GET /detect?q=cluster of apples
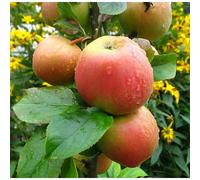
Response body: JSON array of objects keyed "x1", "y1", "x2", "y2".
[{"x1": 33, "y1": 2, "x2": 172, "y2": 172}]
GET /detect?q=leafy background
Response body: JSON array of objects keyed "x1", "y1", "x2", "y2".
[{"x1": 10, "y1": 2, "x2": 190, "y2": 178}]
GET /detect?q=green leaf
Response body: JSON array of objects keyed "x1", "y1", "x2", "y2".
[
  {"x1": 151, "y1": 141, "x2": 163, "y2": 165},
  {"x1": 179, "y1": 114, "x2": 190, "y2": 124},
  {"x1": 151, "y1": 53, "x2": 176, "y2": 81},
  {"x1": 54, "y1": 18, "x2": 80, "y2": 32},
  {"x1": 173, "y1": 137, "x2": 182, "y2": 146},
  {"x1": 174, "y1": 156, "x2": 189, "y2": 177},
  {"x1": 166, "y1": 145, "x2": 182, "y2": 156},
  {"x1": 97, "y1": 2, "x2": 127, "y2": 15},
  {"x1": 118, "y1": 167, "x2": 148, "y2": 178},
  {"x1": 107, "y1": 162, "x2": 121, "y2": 177},
  {"x1": 16, "y1": 134, "x2": 63, "y2": 178},
  {"x1": 10, "y1": 161, "x2": 17, "y2": 177},
  {"x1": 61, "y1": 158, "x2": 78, "y2": 178},
  {"x1": 13, "y1": 87, "x2": 78, "y2": 124},
  {"x1": 46, "y1": 107, "x2": 113, "y2": 159},
  {"x1": 57, "y1": 2, "x2": 78, "y2": 20},
  {"x1": 162, "y1": 94, "x2": 173, "y2": 108},
  {"x1": 186, "y1": 148, "x2": 190, "y2": 165},
  {"x1": 175, "y1": 131, "x2": 187, "y2": 140}
]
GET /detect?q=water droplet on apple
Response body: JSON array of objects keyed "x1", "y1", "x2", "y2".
[
  {"x1": 127, "y1": 78, "x2": 132, "y2": 85},
  {"x1": 106, "y1": 66, "x2": 112, "y2": 75},
  {"x1": 136, "y1": 101, "x2": 140, "y2": 105}
]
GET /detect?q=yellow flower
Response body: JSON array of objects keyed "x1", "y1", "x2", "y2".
[
  {"x1": 10, "y1": 57, "x2": 26, "y2": 71},
  {"x1": 164, "y1": 81, "x2": 180, "y2": 104},
  {"x1": 36, "y1": 24, "x2": 42, "y2": 30},
  {"x1": 10, "y1": 40, "x2": 15, "y2": 52},
  {"x1": 10, "y1": 28, "x2": 32, "y2": 44},
  {"x1": 10, "y1": 2, "x2": 17, "y2": 8},
  {"x1": 35, "y1": 34, "x2": 44, "y2": 43},
  {"x1": 153, "y1": 80, "x2": 180, "y2": 104},
  {"x1": 161, "y1": 120, "x2": 175, "y2": 144},
  {"x1": 153, "y1": 81, "x2": 165, "y2": 92},
  {"x1": 42, "y1": 82, "x2": 52, "y2": 87},
  {"x1": 177, "y1": 60, "x2": 190, "y2": 73},
  {"x1": 38, "y1": 13, "x2": 43, "y2": 20},
  {"x1": 22, "y1": 15, "x2": 35, "y2": 24}
]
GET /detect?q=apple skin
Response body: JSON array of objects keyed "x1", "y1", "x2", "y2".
[
  {"x1": 97, "y1": 154, "x2": 112, "y2": 174},
  {"x1": 98, "y1": 106, "x2": 159, "y2": 167},
  {"x1": 75, "y1": 36, "x2": 153, "y2": 115},
  {"x1": 33, "y1": 36, "x2": 81, "y2": 85},
  {"x1": 41, "y1": 2, "x2": 59, "y2": 24},
  {"x1": 119, "y1": 2, "x2": 172, "y2": 40},
  {"x1": 41, "y1": 2, "x2": 90, "y2": 27}
]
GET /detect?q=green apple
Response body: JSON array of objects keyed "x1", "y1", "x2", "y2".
[{"x1": 119, "y1": 2, "x2": 172, "y2": 40}]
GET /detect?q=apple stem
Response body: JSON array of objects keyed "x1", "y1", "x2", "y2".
[{"x1": 70, "y1": 36, "x2": 91, "y2": 45}]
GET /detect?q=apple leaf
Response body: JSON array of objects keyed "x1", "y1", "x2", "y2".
[
  {"x1": 13, "y1": 87, "x2": 79, "y2": 124},
  {"x1": 151, "y1": 53, "x2": 177, "y2": 81},
  {"x1": 174, "y1": 156, "x2": 190, "y2": 177},
  {"x1": 17, "y1": 134, "x2": 63, "y2": 178},
  {"x1": 10, "y1": 161, "x2": 17, "y2": 177},
  {"x1": 97, "y1": 2, "x2": 127, "y2": 15},
  {"x1": 45, "y1": 107, "x2": 113, "y2": 159},
  {"x1": 150, "y1": 141, "x2": 163, "y2": 165},
  {"x1": 54, "y1": 18, "x2": 80, "y2": 32},
  {"x1": 57, "y1": 2, "x2": 78, "y2": 20},
  {"x1": 107, "y1": 162, "x2": 121, "y2": 177},
  {"x1": 118, "y1": 167, "x2": 148, "y2": 178},
  {"x1": 60, "y1": 158, "x2": 78, "y2": 178},
  {"x1": 98, "y1": 162, "x2": 121, "y2": 177}
]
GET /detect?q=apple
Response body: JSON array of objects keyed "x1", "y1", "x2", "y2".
[
  {"x1": 97, "y1": 153, "x2": 112, "y2": 174},
  {"x1": 75, "y1": 36, "x2": 153, "y2": 115},
  {"x1": 41, "y1": 2, "x2": 59, "y2": 24},
  {"x1": 41, "y1": 2, "x2": 90, "y2": 27},
  {"x1": 33, "y1": 36, "x2": 81, "y2": 85},
  {"x1": 119, "y1": 2, "x2": 172, "y2": 40},
  {"x1": 98, "y1": 106, "x2": 159, "y2": 167}
]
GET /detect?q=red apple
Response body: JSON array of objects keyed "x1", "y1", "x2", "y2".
[
  {"x1": 33, "y1": 36, "x2": 81, "y2": 85},
  {"x1": 75, "y1": 36, "x2": 153, "y2": 115},
  {"x1": 41, "y1": 2, "x2": 59, "y2": 24},
  {"x1": 98, "y1": 106, "x2": 159, "y2": 167},
  {"x1": 41, "y1": 2, "x2": 90, "y2": 27},
  {"x1": 97, "y1": 154, "x2": 112, "y2": 174},
  {"x1": 119, "y1": 2, "x2": 172, "y2": 40}
]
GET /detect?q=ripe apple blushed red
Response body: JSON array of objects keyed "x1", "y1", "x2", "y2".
[
  {"x1": 33, "y1": 36, "x2": 81, "y2": 85},
  {"x1": 75, "y1": 36, "x2": 153, "y2": 115},
  {"x1": 98, "y1": 106, "x2": 159, "y2": 167}
]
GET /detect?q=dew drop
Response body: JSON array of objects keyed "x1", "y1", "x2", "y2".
[
  {"x1": 136, "y1": 101, "x2": 140, "y2": 105},
  {"x1": 106, "y1": 66, "x2": 112, "y2": 75},
  {"x1": 126, "y1": 94, "x2": 133, "y2": 103},
  {"x1": 127, "y1": 78, "x2": 132, "y2": 85}
]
